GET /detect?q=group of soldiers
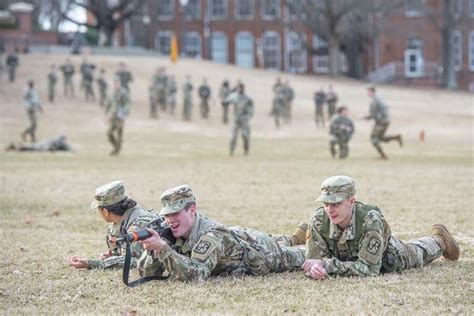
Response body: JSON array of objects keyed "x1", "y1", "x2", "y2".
[
  {"x1": 68, "y1": 177, "x2": 460, "y2": 283},
  {"x1": 271, "y1": 78, "x2": 295, "y2": 128}
]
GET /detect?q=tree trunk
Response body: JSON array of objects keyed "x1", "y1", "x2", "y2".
[
  {"x1": 328, "y1": 37, "x2": 340, "y2": 75},
  {"x1": 440, "y1": 0, "x2": 457, "y2": 89}
]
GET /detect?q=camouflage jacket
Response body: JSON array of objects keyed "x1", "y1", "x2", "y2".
[
  {"x1": 6, "y1": 53, "x2": 18, "y2": 67},
  {"x1": 198, "y1": 84, "x2": 211, "y2": 99},
  {"x1": 116, "y1": 70, "x2": 133, "y2": 89},
  {"x1": 155, "y1": 213, "x2": 286, "y2": 281},
  {"x1": 48, "y1": 72, "x2": 58, "y2": 85},
  {"x1": 88, "y1": 205, "x2": 158, "y2": 269},
  {"x1": 314, "y1": 91, "x2": 326, "y2": 106},
  {"x1": 367, "y1": 96, "x2": 390, "y2": 124},
  {"x1": 326, "y1": 92, "x2": 338, "y2": 105},
  {"x1": 219, "y1": 85, "x2": 231, "y2": 102},
  {"x1": 306, "y1": 202, "x2": 392, "y2": 277},
  {"x1": 226, "y1": 92, "x2": 254, "y2": 123},
  {"x1": 183, "y1": 82, "x2": 193, "y2": 99},
  {"x1": 97, "y1": 75, "x2": 108, "y2": 91},
  {"x1": 106, "y1": 88, "x2": 130, "y2": 119},
  {"x1": 329, "y1": 114, "x2": 355, "y2": 141},
  {"x1": 23, "y1": 87, "x2": 41, "y2": 111},
  {"x1": 60, "y1": 64, "x2": 75, "y2": 77}
]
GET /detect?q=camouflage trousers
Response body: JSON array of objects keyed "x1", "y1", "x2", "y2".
[
  {"x1": 315, "y1": 104, "x2": 325, "y2": 127},
  {"x1": 230, "y1": 120, "x2": 250, "y2": 155},
  {"x1": 327, "y1": 102, "x2": 336, "y2": 118},
  {"x1": 200, "y1": 99, "x2": 210, "y2": 119},
  {"x1": 48, "y1": 83, "x2": 56, "y2": 102},
  {"x1": 371, "y1": 122, "x2": 399, "y2": 148},
  {"x1": 382, "y1": 236, "x2": 442, "y2": 273},
  {"x1": 64, "y1": 77, "x2": 75, "y2": 97},
  {"x1": 22, "y1": 109, "x2": 38, "y2": 142},
  {"x1": 8, "y1": 66, "x2": 16, "y2": 82},
  {"x1": 222, "y1": 102, "x2": 229, "y2": 124},
  {"x1": 158, "y1": 90, "x2": 167, "y2": 111},
  {"x1": 167, "y1": 96, "x2": 176, "y2": 114},
  {"x1": 330, "y1": 137, "x2": 349, "y2": 159},
  {"x1": 273, "y1": 101, "x2": 284, "y2": 128},
  {"x1": 84, "y1": 81, "x2": 95, "y2": 101},
  {"x1": 108, "y1": 117, "x2": 124, "y2": 154},
  {"x1": 183, "y1": 98, "x2": 192, "y2": 121}
]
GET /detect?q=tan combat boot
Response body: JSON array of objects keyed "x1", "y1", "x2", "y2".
[
  {"x1": 290, "y1": 223, "x2": 308, "y2": 246},
  {"x1": 431, "y1": 224, "x2": 460, "y2": 261}
]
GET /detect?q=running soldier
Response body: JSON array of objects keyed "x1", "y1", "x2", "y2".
[
  {"x1": 182, "y1": 75, "x2": 193, "y2": 121},
  {"x1": 47, "y1": 64, "x2": 58, "y2": 103},
  {"x1": 97, "y1": 69, "x2": 108, "y2": 107},
  {"x1": 219, "y1": 80, "x2": 231, "y2": 124},
  {"x1": 226, "y1": 83, "x2": 254, "y2": 155},
  {"x1": 105, "y1": 78, "x2": 130, "y2": 156},
  {"x1": 314, "y1": 87, "x2": 326, "y2": 128},
  {"x1": 198, "y1": 78, "x2": 211, "y2": 119},
  {"x1": 329, "y1": 106, "x2": 355, "y2": 159},
  {"x1": 60, "y1": 58, "x2": 75, "y2": 97},
  {"x1": 21, "y1": 80, "x2": 43, "y2": 142},
  {"x1": 326, "y1": 85, "x2": 338, "y2": 118}
]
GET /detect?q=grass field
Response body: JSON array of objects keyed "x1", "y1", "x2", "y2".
[{"x1": 0, "y1": 53, "x2": 473, "y2": 314}]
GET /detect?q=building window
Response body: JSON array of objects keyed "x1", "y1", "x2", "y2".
[
  {"x1": 312, "y1": 35, "x2": 329, "y2": 73},
  {"x1": 261, "y1": 0, "x2": 280, "y2": 20},
  {"x1": 210, "y1": 0, "x2": 228, "y2": 20},
  {"x1": 262, "y1": 31, "x2": 281, "y2": 70},
  {"x1": 184, "y1": 0, "x2": 201, "y2": 20},
  {"x1": 288, "y1": 0, "x2": 305, "y2": 19},
  {"x1": 156, "y1": 31, "x2": 172, "y2": 55},
  {"x1": 469, "y1": 31, "x2": 474, "y2": 71},
  {"x1": 405, "y1": 0, "x2": 423, "y2": 17},
  {"x1": 235, "y1": 32, "x2": 254, "y2": 68},
  {"x1": 469, "y1": 0, "x2": 474, "y2": 17},
  {"x1": 450, "y1": 0, "x2": 463, "y2": 20},
  {"x1": 452, "y1": 30, "x2": 463, "y2": 71},
  {"x1": 288, "y1": 32, "x2": 307, "y2": 73},
  {"x1": 404, "y1": 37, "x2": 424, "y2": 77},
  {"x1": 211, "y1": 32, "x2": 228, "y2": 64},
  {"x1": 235, "y1": 0, "x2": 254, "y2": 19},
  {"x1": 157, "y1": 0, "x2": 175, "y2": 20},
  {"x1": 183, "y1": 32, "x2": 202, "y2": 58}
]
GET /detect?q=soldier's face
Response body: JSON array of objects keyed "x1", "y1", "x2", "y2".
[
  {"x1": 165, "y1": 206, "x2": 196, "y2": 239},
  {"x1": 323, "y1": 197, "x2": 355, "y2": 229}
]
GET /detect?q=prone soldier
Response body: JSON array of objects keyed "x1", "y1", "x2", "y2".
[
  {"x1": 6, "y1": 135, "x2": 72, "y2": 152},
  {"x1": 303, "y1": 175, "x2": 460, "y2": 280},
  {"x1": 21, "y1": 80, "x2": 43, "y2": 142},
  {"x1": 47, "y1": 64, "x2": 58, "y2": 103},
  {"x1": 198, "y1": 78, "x2": 211, "y2": 119},
  {"x1": 329, "y1": 106, "x2": 355, "y2": 159},
  {"x1": 226, "y1": 83, "x2": 254, "y2": 155}
]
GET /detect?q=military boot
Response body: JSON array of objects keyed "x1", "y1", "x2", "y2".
[
  {"x1": 397, "y1": 135, "x2": 403, "y2": 147},
  {"x1": 376, "y1": 147, "x2": 387, "y2": 160},
  {"x1": 289, "y1": 223, "x2": 308, "y2": 246},
  {"x1": 431, "y1": 224, "x2": 460, "y2": 261}
]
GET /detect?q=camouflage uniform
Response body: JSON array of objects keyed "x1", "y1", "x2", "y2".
[
  {"x1": 182, "y1": 79, "x2": 193, "y2": 121},
  {"x1": 198, "y1": 83, "x2": 211, "y2": 119},
  {"x1": 116, "y1": 69, "x2": 133, "y2": 91},
  {"x1": 226, "y1": 90, "x2": 254, "y2": 155},
  {"x1": 306, "y1": 176, "x2": 446, "y2": 277},
  {"x1": 6, "y1": 51, "x2": 19, "y2": 82},
  {"x1": 47, "y1": 69, "x2": 58, "y2": 102},
  {"x1": 142, "y1": 185, "x2": 305, "y2": 281},
  {"x1": 97, "y1": 72, "x2": 108, "y2": 107},
  {"x1": 153, "y1": 72, "x2": 168, "y2": 112},
  {"x1": 282, "y1": 83, "x2": 294, "y2": 123},
  {"x1": 314, "y1": 89, "x2": 326, "y2": 128},
  {"x1": 366, "y1": 94, "x2": 402, "y2": 158},
  {"x1": 149, "y1": 85, "x2": 159, "y2": 119},
  {"x1": 329, "y1": 113, "x2": 354, "y2": 159},
  {"x1": 219, "y1": 82, "x2": 231, "y2": 124},
  {"x1": 21, "y1": 83, "x2": 42, "y2": 142},
  {"x1": 272, "y1": 85, "x2": 286, "y2": 128},
  {"x1": 7, "y1": 135, "x2": 71, "y2": 152},
  {"x1": 60, "y1": 62, "x2": 75, "y2": 97},
  {"x1": 166, "y1": 76, "x2": 177, "y2": 114},
  {"x1": 105, "y1": 86, "x2": 130, "y2": 155},
  {"x1": 81, "y1": 63, "x2": 96, "y2": 101},
  {"x1": 326, "y1": 90, "x2": 338, "y2": 118},
  {"x1": 270, "y1": 80, "x2": 282, "y2": 115},
  {"x1": 88, "y1": 181, "x2": 158, "y2": 269}
]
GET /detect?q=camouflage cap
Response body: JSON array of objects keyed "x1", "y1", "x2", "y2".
[
  {"x1": 90, "y1": 180, "x2": 127, "y2": 210},
  {"x1": 159, "y1": 184, "x2": 196, "y2": 216},
  {"x1": 316, "y1": 175, "x2": 356, "y2": 204}
]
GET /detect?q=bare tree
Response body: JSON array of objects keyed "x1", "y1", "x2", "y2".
[{"x1": 60, "y1": 0, "x2": 144, "y2": 46}]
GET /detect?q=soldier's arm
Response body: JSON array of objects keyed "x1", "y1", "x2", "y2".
[
  {"x1": 156, "y1": 233, "x2": 223, "y2": 282},
  {"x1": 305, "y1": 211, "x2": 331, "y2": 260}
]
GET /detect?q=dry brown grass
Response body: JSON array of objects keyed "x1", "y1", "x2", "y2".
[{"x1": 0, "y1": 53, "x2": 473, "y2": 314}]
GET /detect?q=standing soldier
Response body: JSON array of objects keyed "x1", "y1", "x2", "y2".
[
  {"x1": 21, "y1": 80, "x2": 43, "y2": 142},
  {"x1": 272, "y1": 84, "x2": 286, "y2": 128},
  {"x1": 314, "y1": 87, "x2": 326, "y2": 128},
  {"x1": 5, "y1": 48, "x2": 19, "y2": 82},
  {"x1": 364, "y1": 85, "x2": 403, "y2": 159},
  {"x1": 326, "y1": 85, "x2": 338, "y2": 118},
  {"x1": 226, "y1": 83, "x2": 254, "y2": 156},
  {"x1": 149, "y1": 83, "x2": 159, "y2": 119},
  {"x1": 60, "y1": 58, "x2": 75, "y2": 97},
  {"x1": 47, "y1": 64, "x2": 58, "y2": 103},
  {"x1": 329, "y1": 106, "x2": 355, "y2": 159},
  {"x1": 115, "y1": 62, "x2": 133, "y2": 92},
  {"x1": 152, "y1": 67, "x2": 168, "y2": 112},
  {"x1": 97, "y1": 69, "x2": 108, "y2": 107},
  {"x1": 282, "y1": 80, "x2": 294, "y2": 123},
  {"x1": 167, "y1": 75, "x2": 177, "y2": 115},
  {"x1": 198, "y1": 78, "x2": 211, "y2": 119},
  {"x1": 83, "y1": 62, "x2": 96, "y2": 101},
  {"x1": 182, "y1": 75, "x2": 193, "y2": 121},
  {"x1": 219, "y1": 80, "x2": 231, "y2": 124},
  {"x1": 105, "y1": 78, "x2": 130, "y2": 156},
  {"x1": 270, "y1": 77, "x2": 283, "y2": 116}
]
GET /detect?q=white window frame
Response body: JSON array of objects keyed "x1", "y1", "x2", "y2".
[
  {"x1": 312, "y1": 34, "x2": 329, "y2": 73},
  {"x1": 157, "y1": 0, "x2": 175, "y2": 21},
  {"x1": 184, "y1": 0, "x2": 201, "y2": 20},
  {"x1": 404, "y1": 48, "x2": 424, "y2": 77},
  {"x1": 183, "y1": 32, "x2": 202, "y2": 58},
  {"x1": 235, "y1": 0, "x2": 254, "y2": 20},
  {"x1": 288, "y1": 32, "x2": 307, "y2": 73},
  {"x1": 469, "y1": 30, "x2": 474, "y2": 71},
  {"x1": 261, "y1": 0, "x2": 280, "y2": 20},
  {"x1": 209, "y1": 0, "x2": 228, "y2": 20},
  {"x1": 235, "y1": 31, "x2": 255, "y2": 68},
  {"x1": 211, "y1": 32, "x2": 228, "y2": 64},
  {"x1": 405, "y1": 0, "x2": 423, "y2": 17},
  {"x1": 156, "y1": 31, "x2": 172, "y2": 55},
  {"x1": 262, "y1": 31, "x2": 281, "y2": 70},
  {"x1": 452, "y1": 30, "x2": 463, "y2": 71}
]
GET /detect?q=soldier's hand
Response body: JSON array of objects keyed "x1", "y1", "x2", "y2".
[
  {"x1": 302, "y1": 259, "x2": 327, "y2": 280},
  {"x1": 99, "y1": 251, "x2": 112, "y2": 260},
  {"x1": 68, "y1": 256, "x2": 90, "y2": 269},
  {"x1": 140, "y1": 229, "x2": 167, "y2": 253}
]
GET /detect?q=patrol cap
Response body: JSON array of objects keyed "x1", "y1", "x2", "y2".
[
  {"x1": 90, "y1": 180, "x2": 127, "y2": 210},
  {"x1": 160, "y1": 184, "x2": 196, "y2": 216},
  {"x1": 316, "y1": 175, "x2": 356, "y2": 204}
]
